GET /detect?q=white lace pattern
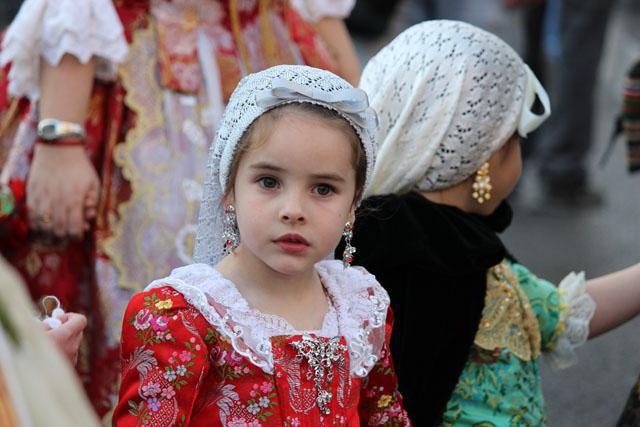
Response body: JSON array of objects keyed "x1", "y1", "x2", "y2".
[
  {"x1": 0, "y1": 0, "x2": 129, "y2": 101},
  {"x1": 145, "y1": 259, "x2": 390, "y2": 377},
  {"x1": 544, "y1": 271, "x2": 596, "y2": 370}
]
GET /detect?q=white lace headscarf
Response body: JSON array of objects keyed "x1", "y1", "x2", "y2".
[
  {"x1": 194, "y1": 65, "x2": 378, "y2": 265},
  {"x1": 360, "y1": 20, "x2": 551, "y2": 196}
]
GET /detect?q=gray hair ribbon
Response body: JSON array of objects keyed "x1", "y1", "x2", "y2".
[{"x1": 255, "y1": 78, "x2": 377, "y2": 128}]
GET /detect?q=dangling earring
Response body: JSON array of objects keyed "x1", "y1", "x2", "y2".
[
  {"x1": 342, "y1": 221, "x2": 356, "y2": 268},
  {"x1": 223, "y1": 205, "x2": 240, "y2": 256},
  {"x1": 472, "y1": 162, "x2": 492, "y2": 204}
]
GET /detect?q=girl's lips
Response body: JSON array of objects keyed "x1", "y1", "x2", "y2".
[{"x1": 274, "y1": 233, "x2": 310, "y2": 253}]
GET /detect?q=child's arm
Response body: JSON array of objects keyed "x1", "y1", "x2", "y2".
[
  {"x1": 113, "y1": 288, "x2": 210, "y2": 427},
  {"x1": 358, "y1": 308, "x2": 411, "y2": 426},
  {"x1": 587, "y1": 262, "x2": 640, "y2": 338}
]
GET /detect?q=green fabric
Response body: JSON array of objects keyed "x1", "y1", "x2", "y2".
[
  {"x1": 442, "y1": 261, "x2": 565, "y2": 427},
  {"x1": 511, "y1": 263, "x2": 564, "y2": 351}
]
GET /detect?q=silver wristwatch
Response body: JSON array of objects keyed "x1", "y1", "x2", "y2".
[{"x1": 37, "y1": 119, "x2": 86, "y2": 141}]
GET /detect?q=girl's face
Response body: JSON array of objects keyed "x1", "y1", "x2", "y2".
[{"x1": 226, "y1": 113, "x2": 357, "y2": 277}]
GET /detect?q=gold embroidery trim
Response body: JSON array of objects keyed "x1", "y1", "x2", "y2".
[
  {"x1": 103, "y1": 22, "x2": 166, "y2": 292},
  {"x1": 229, "y1": 0, "x2": 252, "y2": 74},
  {"x1": 474, "y1": 261, "x2": 542, "y2": 361},
  {"x1": 259, "y1": 0, "x2": 278, "y2": 68}
]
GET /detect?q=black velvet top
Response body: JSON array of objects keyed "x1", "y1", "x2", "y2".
[{"x1": 336, "y1": 191, "x2": 512, "y2": 426}]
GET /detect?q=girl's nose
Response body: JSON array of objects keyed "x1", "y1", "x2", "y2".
[{"x1": 280, "y1": 194, "x2": 306, "y2": 224}]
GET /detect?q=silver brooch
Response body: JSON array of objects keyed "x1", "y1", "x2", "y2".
[{"x1": 291, "y1": 335, "x2": 348, "y2": 415}]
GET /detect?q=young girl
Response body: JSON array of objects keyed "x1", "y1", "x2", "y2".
[
  {"x1": 0, "y1": 0, "x2": 360, "y2": 413},
  {"x1": 344, "y1": 20, "x2": 640, "y2": 426},
  {"x1": 113, "y1": 65, "x2": 410, "y2": 426}
]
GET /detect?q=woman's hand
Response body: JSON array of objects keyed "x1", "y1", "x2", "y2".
[
  {"x1": 45, "y1": 312, "x2": 87, "y2": 365},
  {"x1": 27, "y1": 144, "x2": 99, "y2": 239}
]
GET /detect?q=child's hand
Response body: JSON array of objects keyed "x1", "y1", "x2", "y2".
[{"x1": 45, "y1": 312, "x2": 87, "y2": 365}]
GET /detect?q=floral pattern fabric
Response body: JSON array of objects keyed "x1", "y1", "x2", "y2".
[
  {"x1": 114, "y1": 286, "x2": 410, "y2": 426},
  {"x1": 442, "y1": 261, "x2": 567, "y2": 427}
]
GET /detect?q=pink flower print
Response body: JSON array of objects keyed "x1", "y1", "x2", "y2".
[
  {"x1": 243, "y1": 367, "x2": 250, "y2": 374},
  {"x1": 233, "y1": 366, "x2": 243, "y2": 375},
  {"x1": 168, "y1": 351, "x2": 178, "y2": 364},
  {"x1": 195, "y1": 344, "x2": 201, "y2": 351},
  {"x1": 189, "y1": 337, "x2": 196, "y2": 344},
  {"x1": 141, "y1": 382, "x2": 161, "y2": 397},
  {"x1": 133, "y1": 309, "x2": 152, "y2": 330},
  {"x1": 228, "y1": 418, "x2": 262, "y2": 427},
  {"x1": 151, "y1": 315, "x2": 169, "y2": 332},
  {"x1": 259, "y1": 382, "x2": 272, "y2": 394},
  {"x1": 249, "y1": 389, "x2": 257, "y2": 398},
  {"x1": 171, "y1": 62, "x2": 200, "y2": 93},
  {"x1": 165, "y1": 333, "x2": 173, "y2": 340},
  {"x1": 226, "y1": 351, "x2": 243, "y2": 367},
  {"x1": 147, "y1": 397, "x2": 161, "y2": 412},
  {"x1": 179, "y1": 350, "x2": 192, "y2": 362},
  {"x1": 286, "y1": 416, "x2": 300, "y2": 427},
  {"x1": 156, "y1": 331, "x2": 166, "y2": 340},
  {"x1": 389, "y1": 403, "x2": 402, "y2": 417},
  {"x1": 160, "y1": 386, "x2": 176, "y2": 400}
]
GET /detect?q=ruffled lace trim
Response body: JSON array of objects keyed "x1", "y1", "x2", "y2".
[
  {"x1": 289, "y1": 0, "x2": 356, "y2": 23},
  {"x1": 544, "y1": 271, "x2": 596, "y2": 370},
  {"x1": 145, "y1": 260, "x2": 390, "y2": 377},
  {"x1": 0, "y1": 0, "x2": 129, "y2": 101}
]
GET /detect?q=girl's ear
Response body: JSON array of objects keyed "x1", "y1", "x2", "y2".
[
  {"x1": 223, "y1": 191, "x2": 235, "y2": 207},
  {"x1": 348, "y1": 205, "x2": 356, "y2": 224}
]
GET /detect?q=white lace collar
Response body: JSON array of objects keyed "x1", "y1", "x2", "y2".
[{"x1": 145, "y1": 260, "x2": 390, "y2": 377}]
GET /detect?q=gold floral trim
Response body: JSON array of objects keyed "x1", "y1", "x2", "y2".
[
  {"x1": 474, "y1": 261, "x2": 542, "y2": 361},
  {"x1": 103, "y1": 22, "x2": 166, "y2": 292}
]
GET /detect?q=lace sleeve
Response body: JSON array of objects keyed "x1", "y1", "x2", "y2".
[
  {"x1": 288, "y1": 0, "x2": 356, "y2": 23},
  {"x1": 0, "y1": 0, "x2": 128, "y2": 101},
  {"x1": 544, "y1": 272, "x2": 596, "y2": 370}
]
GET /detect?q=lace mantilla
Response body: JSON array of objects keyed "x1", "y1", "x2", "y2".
[
  {"x1": 0, "y1": 0, "x2": 128, "y2": 101},
  {"x1": 145, "y1": 260, "x2": 390, "y2": 377},
  {"x1": 360, "y1": 20, "x2": 550, "y2": 196},
  {"x1": 544, "y1": 271, "x2": 595, "y2": 370},
  {"x1": 289, "y1": 0, "x2": 356, "y2": 23},
  {"x1": 474, "y1": 262, "x2": 542, "y2": 361}
]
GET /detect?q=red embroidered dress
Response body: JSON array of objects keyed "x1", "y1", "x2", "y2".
[
  {"x1": 0, "y1": 0, "x2": 347, "y2": 416},
  {"x1": 114, "y1": 261, "x2": 411, "y2": 426}
]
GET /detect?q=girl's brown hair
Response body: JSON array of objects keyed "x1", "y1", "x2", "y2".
[{"x1": 224, "y1": 103, "x2": 367, "y2": 203}]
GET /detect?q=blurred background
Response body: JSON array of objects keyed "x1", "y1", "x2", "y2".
[{"x1": 2, "y1": 0, "x2": 639, "y2": 425}]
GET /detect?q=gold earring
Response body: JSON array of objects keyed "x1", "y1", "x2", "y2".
[{"x1": 472, "y1": 162, "x2": 492, "y2": 204}]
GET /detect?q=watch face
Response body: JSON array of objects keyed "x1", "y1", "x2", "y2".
[{"x1": 40, "y1": 123, "x2": 57, "y2": 140}]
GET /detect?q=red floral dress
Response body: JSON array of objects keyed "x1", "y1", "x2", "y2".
[
  {"x1": 114, "y1": 261, "x2": 411, "y2": 426},
  {"x1": 0, "y1": 0, "x2": 342, "y2": 416}
]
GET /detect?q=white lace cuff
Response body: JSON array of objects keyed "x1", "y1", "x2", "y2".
[
  {"x1": 0, "y1": 0, "x2": 129, "y2": 101},
  {"x1": 544, "y1": 271, "x2": 596, "y2": 370},
  {"x1": 289, "y1": 0, "x2": 356, "y2": 23}
]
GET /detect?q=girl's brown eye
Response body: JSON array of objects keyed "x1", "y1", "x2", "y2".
[
  {"x1": 258, "y1": 177, "x2": 278, "y2": 189},
  {"x1": 314, "y1": 184, "x2": 334, "y2": 196}
]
